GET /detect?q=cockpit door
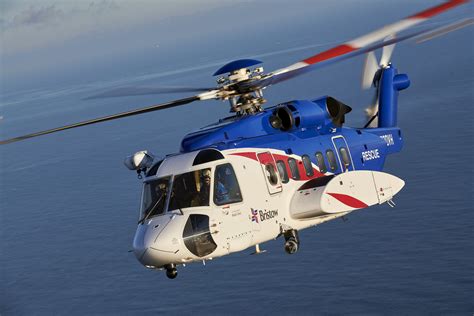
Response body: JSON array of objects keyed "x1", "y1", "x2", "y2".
[{"x1": 257, "y1": 152, "x2": 282, "y2": 195}]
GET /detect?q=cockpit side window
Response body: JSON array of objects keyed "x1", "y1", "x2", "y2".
[
  {"x1": 140, "y1": 176, "x2": 171, "y2": 221},
  {"x1": 213, "y1": 163, "x2": 243, "y2": 205},
  {"x1": 169, "y1": 168, "x2": 211, "y2": 210}
]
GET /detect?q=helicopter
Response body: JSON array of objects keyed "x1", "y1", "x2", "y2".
[{"x1": 1, "y1": 0, "x2": 471, "y2": 279}]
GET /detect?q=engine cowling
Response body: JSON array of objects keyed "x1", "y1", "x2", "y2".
[{"x1": 269, "y1": 96, "x2": 352, "y2": 132}]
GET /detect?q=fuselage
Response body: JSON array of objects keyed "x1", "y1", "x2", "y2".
[{"x1": 132, "y1": 97, "x2": 404, "y2": 269}]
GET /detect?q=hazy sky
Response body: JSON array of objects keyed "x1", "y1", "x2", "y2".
[
  {"x1": 1, "y1": 0, "x2": 471, "y2": 93},
  {"x1": 1, "y1": 0, "x2": 234, "y2": 54}
]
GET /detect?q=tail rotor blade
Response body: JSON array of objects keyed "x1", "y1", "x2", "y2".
[
  {"x1": 380, "y1": 35, "x2": 396, "y2": 67},
  {"x1": 362, "y1": 51, "x2": 379, "y2": 89},
  {"x1": 365, "y1": 92, "x2": 379, "y2": 118},
  {"x1": 365, "y1": 90, "x2": 378, "y2": 114},
  {"x1": 364, "y1": 83, "x2": 380, "y2": 128}
]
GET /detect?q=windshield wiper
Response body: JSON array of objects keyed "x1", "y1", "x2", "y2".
[{"x1": 138, "y1": 195, "x2": 165, "y2": 224}]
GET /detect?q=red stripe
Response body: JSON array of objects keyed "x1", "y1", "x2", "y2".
[
  {"x1": 410, "y1": 0, "x2": 468, "y2": 19},
  {"x1": 327, "y1": 192, "x2": 368, "y2": 209},
  {"x1": 230, "y1": 152, "x2": 258, "y2": 161},
  {"x1": 272, "y1": 153, "x2": 325, "y2": 180},
  {"x1": 302, "y1": 44, "x2": 356, "y2": 65},
  {"x1": 230, "y1": 151, "x2": 325, "y2": 180}
]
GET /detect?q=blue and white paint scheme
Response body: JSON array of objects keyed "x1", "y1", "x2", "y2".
[{"x1": 131, "y1": 61, "x2": 409, "y2": 275}]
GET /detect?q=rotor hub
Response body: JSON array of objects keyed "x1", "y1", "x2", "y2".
[{"x1": 213, "y1": 59, "x2": 267, "y2": 115}]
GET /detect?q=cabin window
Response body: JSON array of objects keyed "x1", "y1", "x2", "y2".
[
  {"x1": 288, "y1": 158, "x2": 300, "y2": 180},
  {"x1": 339, "y1": 147, "x2": 351, "y2": 170},
  {"x1": 315, "y1": 152, "x2": 327, "y2": 173},
  {"x1": 302, "y1": 155, "x2": 314, "y2": 177},
  {"x1": 213, "y1": 163, "x2": 243, "y2": 205},
  {"x1": 276, "y1": 160, "x2": 289, "y2": 183},
  {"x1": 326, "y1": 150, "x2": 337, "y2": 171}
]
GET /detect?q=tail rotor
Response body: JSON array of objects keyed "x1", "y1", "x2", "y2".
[{"x1": 361, "y1": 37, "x2": 396, "y2": 128}]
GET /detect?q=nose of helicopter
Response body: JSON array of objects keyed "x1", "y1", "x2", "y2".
[
  {"x1": 132, "y1": 224, "x2": 150, "y2": 262},
  {"x1": 132, "y1": 215, "x2": 183, "y2": 268}
]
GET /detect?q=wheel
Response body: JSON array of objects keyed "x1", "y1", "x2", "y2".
[
  {"x1": 166, "y1": 268, "x2": 178, "y2": 279},
  {"x1": 284, "y1": 238, "x2": 298, "y2": 254}
]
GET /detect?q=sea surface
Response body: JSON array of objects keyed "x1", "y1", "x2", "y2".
[{"x1": 1, "y1": 3, "x2": 473, "y2": 315}]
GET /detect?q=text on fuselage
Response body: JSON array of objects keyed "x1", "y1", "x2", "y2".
[
  {"x1": 362, "y1": 149, "x2": 380, "y2": 161},
  {"x1": 380, "y1": 134, "x2": 395, "y2": 146},
  {"x1": 251, "y1": 208, "x2": 278, "y2": 223}
]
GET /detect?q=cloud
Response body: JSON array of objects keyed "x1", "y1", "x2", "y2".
[
  {"x1": 0, "y1": 0, "x2": 228, "y2": 55},
  {"x1": 1, "y1": 1, "x2": 121, "y2": 30},
  {"x1": 11, "y1": 4, "x2": 63, "y2": 27}
]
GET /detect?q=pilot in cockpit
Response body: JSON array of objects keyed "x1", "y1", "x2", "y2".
[
  {"x1": 215, "y1": 167, "x2": 231, "y2": 204},
  {"x1": 198, "y1": 169, "x2": 211, "y2": 205},
  {"x1": 154, "y1": 183, "x2": 167, "y2": 206}
]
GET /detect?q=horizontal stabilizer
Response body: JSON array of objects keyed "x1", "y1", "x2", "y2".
[{"x1": 290, "y1": 171, "x2": 404, "y2": 219}]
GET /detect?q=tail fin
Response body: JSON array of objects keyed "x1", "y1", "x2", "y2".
[{"x1": 378, "y1": 65, "x2": 410, "y2": 127}]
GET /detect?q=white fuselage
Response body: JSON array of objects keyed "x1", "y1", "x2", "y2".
[
  {"x1": 132, "y1": 147, "x2": 403, "y2": 269},
  {"x1": 133, "y1": 148, "x2": 346, "y2": 269}
]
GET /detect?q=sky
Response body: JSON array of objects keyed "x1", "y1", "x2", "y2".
[
  {"x1": 1, "y1": 0, "x2": 230, "y2": 54},
  {"x1": 1, "y1": 0, "x2": 472, "y2": 94},
  {"x1": 1, "y1": 0, "x2": 239, "y2": 86}
]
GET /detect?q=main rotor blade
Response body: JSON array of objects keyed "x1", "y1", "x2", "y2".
[
  {"x1": 0, "y1": 96, "x2": 201, "y2": 145},
  {"x1": 240, "y1": 26, "x2": 444, "y2": 91},
  {"x1": 86, "y1": 86, "x2": 214, "y2": 100},
  {"x1": 414, "y1": 17, "x2": 474, "y2": 43},
  {"x1": 244, "y1": 0, "x2": 468, "y2": 90}
]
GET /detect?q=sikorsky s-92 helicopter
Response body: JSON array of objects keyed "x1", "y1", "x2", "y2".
[{"x1": 1, "y1": 0, "x2": 471, "y2": 279}]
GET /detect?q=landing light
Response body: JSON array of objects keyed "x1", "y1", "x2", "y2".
[{"x1": 124, "y1": 150, "x2": 155, "y2": 171}]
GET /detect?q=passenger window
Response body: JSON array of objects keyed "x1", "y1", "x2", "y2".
[
  {"x1": 315, "y1": 152, "x2": 327, "y2": 173},
  {"x1": 288, "y1": 158, "x2": 300, "y2": 180},
  {"x1": 302, "y1": 155, "x2": 314, "y2": 177},
  {"x1": 326, "y1": 150, "x2": 337, "y2": 171},
  {"x1": 214, "y1": 163, "x2": 243, "y2": 205},
  {"x1": 276, "y1": 160, "x2": 289, "y2": 183},
  {"x1": 339, "y1": 147, "x2": 351, "y2": 169}
]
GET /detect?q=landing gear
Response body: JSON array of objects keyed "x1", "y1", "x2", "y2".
[
  {"x1": 284, "y1": 229, "x2": 300, "y2": 254},
  {"x1": 165, "y1": 264, "x2": 177, "y2": 279}
]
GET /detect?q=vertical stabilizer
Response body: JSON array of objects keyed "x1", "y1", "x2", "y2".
[{"x1": 378, "y1": 66, "x2": 410, "y2": 127}]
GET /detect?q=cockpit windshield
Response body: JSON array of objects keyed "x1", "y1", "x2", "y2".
[
  {"x1": 140, "y1": 176, "x2": 171, "y2": 221},
  {"x1": 140, "y1": 168, "x2": 211, "y2": 221}
]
